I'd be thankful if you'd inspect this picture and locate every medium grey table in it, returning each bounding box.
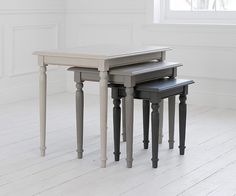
[34,45,171,168]
[69,61,182,168]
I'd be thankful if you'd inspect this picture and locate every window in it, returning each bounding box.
[170,0,236,11]
[154,0,236,24]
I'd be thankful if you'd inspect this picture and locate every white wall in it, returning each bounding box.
[65,0,147,95]
[0,0,66,104]
[134,24,236,109]
[65,0,236,109]
[1,0,235,109]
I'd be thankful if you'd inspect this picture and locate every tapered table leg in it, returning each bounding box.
[158,100,164,144]
[99,71,108,168]
[122,98,126,142]
[168,96,175,149]
[125,87,134,168]
[76,82,84,159]
[39,63,47,157]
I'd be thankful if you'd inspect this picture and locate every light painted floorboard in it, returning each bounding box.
[0,93,236,196]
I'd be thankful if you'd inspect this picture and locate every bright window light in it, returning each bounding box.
[169,0,236,11]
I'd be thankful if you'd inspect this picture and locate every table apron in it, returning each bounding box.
[44,56,102,68]
[106,52,163,68]
[77,68,175,86]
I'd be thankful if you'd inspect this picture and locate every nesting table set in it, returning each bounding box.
[34,45,193,168]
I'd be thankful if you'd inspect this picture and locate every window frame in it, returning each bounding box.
[154,0,236,24]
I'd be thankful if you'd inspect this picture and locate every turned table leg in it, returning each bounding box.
[122,98,126,142]
[125,87,134,168]
[76,81,84,159]
[39,63,47,157]
[143,100,150,149]
[168,96,175,149]
[179,94,187,155]
[151,101,160,168]
[99,71,108,168]
[158,100,164,144]
[112,88,121,161]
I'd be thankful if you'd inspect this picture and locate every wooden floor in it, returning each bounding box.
[0,93,236,196]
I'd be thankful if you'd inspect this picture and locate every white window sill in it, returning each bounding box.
[151,22,236,27]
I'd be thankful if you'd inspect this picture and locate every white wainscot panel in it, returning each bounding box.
[0,25,3,78]
[65,12,145,25]
[135,26,236,80]
[167,46,236,80]
[66,0,146,11]
[136,24,236,48]
[9,24,58,76]
[134,25,236,108]
[66,24,133,47]
[0,0,65,10]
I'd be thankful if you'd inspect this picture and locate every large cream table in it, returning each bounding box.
[34,45,171,168]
